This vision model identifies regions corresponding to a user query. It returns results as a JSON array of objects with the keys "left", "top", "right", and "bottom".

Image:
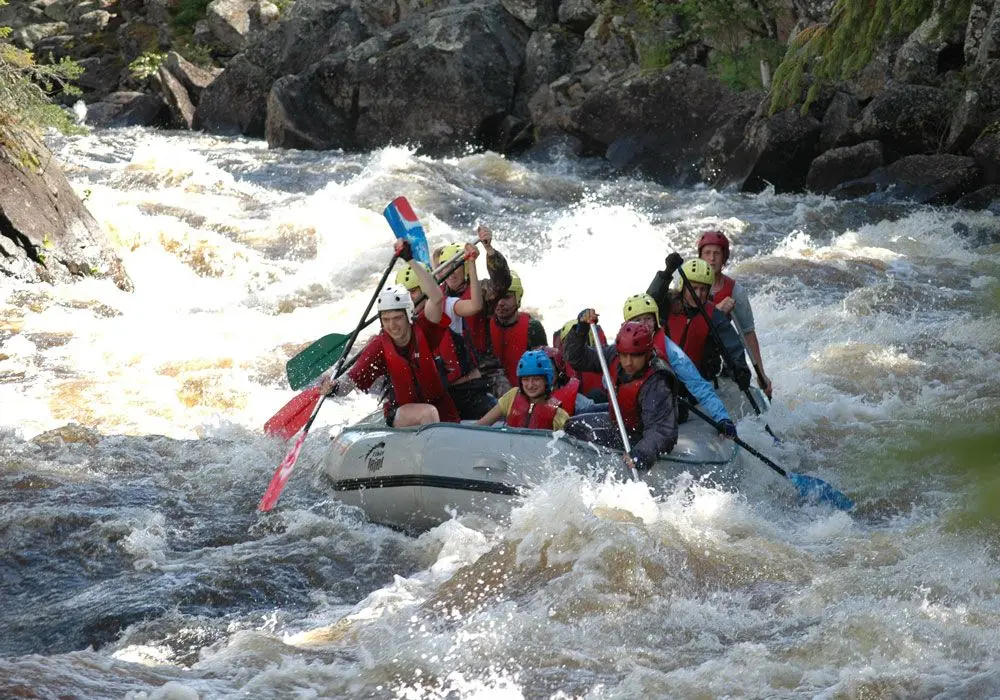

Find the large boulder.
[
  {"left": 854, "top": 84, "right": 952, "bottom": 161},
  {"left": 831, "top": 153, "right": 982, "bottom": 204},
  {"left": 568, "top": 63, "right": 760, "bottom": 186},
  {"left": 806, "top": 140, "right": 884, "bottom": 193},
  {"left": 195, "top": 0, "right": 372, "bottom": 136},
  {"left": 500, "top": 0, "right": 556, "bottom": 29},
  {"left": 714, "top": 106, "right": 822, "bottom": 193},
  {"left": 0, "top": 129, "right": 131, "bottom": 291},
  {"left": 819, "top": 90, "right": 861, "bottom": 151},
  {"left": 518, "top": 25, "right": 581, "bottom": 115},
  {"left": 266, "top": 2, "right": 529, "bottom": 154},
  {"left": 83, "top": 91, "right": 170, "bottom": 128},
  {"left": 970, "top": 126, "right": 1000, "bottom": 184}
]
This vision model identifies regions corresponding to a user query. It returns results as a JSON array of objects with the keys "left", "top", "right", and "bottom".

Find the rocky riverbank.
[{"left": 2, "top": 0, "right": 999, "bottom": 284}]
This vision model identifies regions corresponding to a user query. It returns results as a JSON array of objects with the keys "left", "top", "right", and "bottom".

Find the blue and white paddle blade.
[
  {"left": 789, "top": 473, "right": 854, "bottom": 511},
  {"left": 384, "top": 196, "right": 431, "bottom": 265}
]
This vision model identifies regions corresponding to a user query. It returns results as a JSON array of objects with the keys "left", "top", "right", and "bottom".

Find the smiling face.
[
  {"left": 520, "top": 375, "right": 547, "bottom": 399},
  {"left": 379, "top": 310, "right": 412, "bottom": 346},
  {"left": 700, "top": 244, "right": 726, "bottom": 276},
  {"left": 618, "top": 351, "right": 648, "bottom": 376}
]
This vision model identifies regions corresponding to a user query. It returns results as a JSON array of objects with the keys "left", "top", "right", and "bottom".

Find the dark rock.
[
  {"left": 845, "top": 51, "right": 892, "bottom": 101},
  {"left": 945, "top": 90, "right": 986, "bottom": 152},
  {"left": 571, "top": 63, "right": 762, "bottom": 187},
  {"left": 715, "top": 107, "right": 822, "bottom": 193},
  {"left": 855, "top": 84, "right": 952, "bottom": 161},
  {"left": 558, "top": 0, "right": 598, "bottom": 33},
  {"left": 519, "top": 25, "right": 581, "bottom": 115},
  {"left": 74, "top": 55, "right": 127, "bottom": 101},
  {"left": 0, "top": 129, "right": 132, "bottom": 291},
  {"left": 970, "top": 128, "right": 1000, "bottom": 184},
  {"left": 831, "top": 154, "right": 982, "bottom": 204},
  {"left": 155, "top": 65, "right": 196, "bottom": 129},
  {"left": 699, "top": 92, "right": 764, "bottom": 184},
  {"left": 164, "top": 52, "right": 220, "bottom": 105},
  {"left": 266, "top": 2, "right": 529, "bottom": 154},
  {"left": 806, "top": 140, "right": 884, "bottom": 193},
  {"left": 500, "top": 0, "right": 556, "bottom": 30},
  {"left": 196, "top": 0, "right": 371, "bottom": 136},
  {"left": 84, "top": 91, "right": 171, "bottom": 128},
  {"left": 819, "top": 90, "right": 861, "bottom": 151},
  {"left": 954, "top": 184, "right": 1000, "bottom": 211},
  {"left": 965, "top": 0, "right": 1000, "bottom": 67},
  {"left": 892, "top": 14, "right": 962, "bottom": 86}
]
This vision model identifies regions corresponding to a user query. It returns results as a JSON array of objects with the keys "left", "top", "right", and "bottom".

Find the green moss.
[{"left": 769, "top": 0, "right": 974, "bottom": 114}]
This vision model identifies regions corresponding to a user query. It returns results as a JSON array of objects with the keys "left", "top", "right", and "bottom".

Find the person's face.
[
  {"left": 521, "top": 375, "right": 546, "bottom": 399},
  {"left": 634, "top": 312, "right": 657, "bottom": 334},
  {"left": 683, "top": 282, "right": 710, "bottom": 307},
  {"left": 618, "top": 351, "right": 648, "bottom": 376},
  {"left": 445, "top": 265, "right": 465, "bottom": 291},
  {"left": 700, "top": 245, "right": 725, "bottom": 275},
  {"left": 407, "top": 288, "right": 425, "bottom": 312},
  {"left": 495, "top": 292, "right": 519, "bottom": 320},
  {"left": 380, "top": 310, "right": 411, "bottom": 345}
]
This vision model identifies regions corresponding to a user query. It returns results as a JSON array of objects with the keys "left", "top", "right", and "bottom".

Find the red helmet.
[
  {"left": 697, "top": 231, "right": 730, "bottom": 263},
  {"left": 542, "top": 346, "right": 567, "bottom": 377},
  {"left": 615, "top": 321, "right": 653, "bottom": 354}
]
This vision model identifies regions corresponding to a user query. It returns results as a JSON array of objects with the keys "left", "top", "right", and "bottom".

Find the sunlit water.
[{"left": 1, "top": 127, "right": 999, "bottom": 698}]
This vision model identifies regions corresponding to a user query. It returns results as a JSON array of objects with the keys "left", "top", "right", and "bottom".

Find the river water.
[{"left": 1, "top": 128, "right": 999, "bottom": 699}]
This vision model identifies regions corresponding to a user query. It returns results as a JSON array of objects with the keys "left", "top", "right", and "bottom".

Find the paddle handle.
[{"left": 589, "top": 323, "right": 638, "bottom": 481}]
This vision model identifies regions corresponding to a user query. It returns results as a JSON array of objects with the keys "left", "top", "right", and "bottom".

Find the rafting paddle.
[
  {"left": 670, "top": 253, "right": 781, "bottom": 443},
  {"left": 286, "top": 333, "right": 350, "bottom": 391},
  {"left": 588, "top": 322, "right": 640, "bottom": 482},
  {"left": 384, "top": 196, "right": 431, "bottom": 265},
  {"left": 683, "top": 401, "right": 853, "bottom": 510}
]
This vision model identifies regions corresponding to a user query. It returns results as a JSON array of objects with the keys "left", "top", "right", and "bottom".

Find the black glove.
[
  {"left": 665, "top": 252, "right": 683, "bottom": 275},
  {"left": 734, "top": 367, "right": 752, "bottom": 392},
  {"left": 396, "top": 240, "right": 413, "bottom": 262},
  {"left": 718, "top": 419, "right": 737, "bottom": 439},
  {"left": 628, "top": 450, "right": 652, "bottom": 473}
]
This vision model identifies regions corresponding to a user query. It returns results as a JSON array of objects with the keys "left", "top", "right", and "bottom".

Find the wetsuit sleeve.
[
  {"left": 646, "top": 270, "right": 672, "bottom": 320},
  {"left": 730, "top": 282, "right": 755, "bottom": 334},
  {"left": 527, "top": 318, "right": 547, "bottom": 349},
  {"left": 482, "top": 248, "right": 512, "bottom": 317},
  {"left": 347, "top": 335, "right": 386, "bottom": 392},
  {"left": 563, "top": 322, "right": 604, "bottom": 375},
  {"left": 665, "top": 337, "right": 731, "bottom": 423},
  {"left": 712, "top": 308, "right": 750, "bottom": 374},
  {"left": 631, "top": 373, "right": 678, "bottom": 467}
]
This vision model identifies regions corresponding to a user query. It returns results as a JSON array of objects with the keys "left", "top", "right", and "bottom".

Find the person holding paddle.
[
  {"left": 319, "top": 240, "right": 460, "bottom": 427},
  {"left": 697, "top": 231, "right": 773, "bottom": 398},
  {"left": 564, "top": 315, "right": 678, "bottom": 472}
]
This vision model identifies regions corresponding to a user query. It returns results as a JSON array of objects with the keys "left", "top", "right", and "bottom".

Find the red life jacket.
[
  {"left": 436, "top": 329, "right": 473, "bottom": 383},
  {"left": 443, "top": 282, "right": 489, "bottom": 355},
  {"left": 608, "top": 357, "right": 656, "bottom": 434},
  {"left": 490, "top": 312, "right": 530, "bottom": 387},
  {"left": 666, "top": 301, "right": 715, "bottom": 369},
  {"left": 552, "top": 377, "right": 580, "bottom": 417},
  {"left": 563, "top": 325, "right": 607, "bottom": 396},
  {"left": 711, "top": 274, "right": 736, "bottom": 305},
  {"left": 506, "top": 391, "right": 561, "bottom": 430},
  {"left": 652, "top": 327, "right": 668, "bottom": 361},
  {"left": 379, "top": 327, "right": 459, "bottom": 422}
]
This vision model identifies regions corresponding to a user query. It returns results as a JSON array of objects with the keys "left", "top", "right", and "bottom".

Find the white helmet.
[{"left": 377, "top": 284, "right": 414, "bottom": 315}]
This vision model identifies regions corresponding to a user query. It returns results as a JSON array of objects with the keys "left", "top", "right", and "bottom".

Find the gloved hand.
[
  {"left": 627, "top": 450, "right": 651, "bottom": 473},
  {"left": 734, "top": 367, "right": 752, "bottom": 392},
  {"left": 718, "top": 419, "right": 737, "bottom": 440},
  {"left": 394, "top": 239, "right": 413, "bottom": 262},
  {"left": 577, "top": 308, "right": 599, "bottom": 325},
  {"left": 665, "top": 252, "right": 684, "bottom": 275}
]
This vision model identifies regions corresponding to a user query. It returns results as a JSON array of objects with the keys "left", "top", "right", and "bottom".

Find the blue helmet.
[{"left": 516, "top": 350, "right": 554, "bottom": 388}]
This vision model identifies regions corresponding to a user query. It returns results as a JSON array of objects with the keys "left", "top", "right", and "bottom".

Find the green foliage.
[
  {"left": 0, "top": 3, "right": 85, "bottom": 151},
  {"left": 709, "top": 37, "right": 786, "bottom": 91},
  {"left": 769, "top": 0, "right": 974, "bottom": 114},
  {"left": 177, "top": 41, "right": 213, "bottom": 68},
  {"left": 129, "top": 51, "right": 166, "bottom": 80},
  {"left": 171, "top": 0, "right": 212, "bottom": 35}
]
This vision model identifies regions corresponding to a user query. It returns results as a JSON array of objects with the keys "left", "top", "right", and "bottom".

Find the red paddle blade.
[
  {"left": 264, "top": 387, "right": 322, "bottom": 440},
  {"left": 258, "top": 428, "right": 308, "bottom": 512}
]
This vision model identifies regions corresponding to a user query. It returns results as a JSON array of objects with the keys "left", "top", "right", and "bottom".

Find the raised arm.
[
  {"left": 412, "top": 258, "right": 444, "bottom": 324},
  {"left": 452, "top": 243, "right": 483, "bottom": 317}
]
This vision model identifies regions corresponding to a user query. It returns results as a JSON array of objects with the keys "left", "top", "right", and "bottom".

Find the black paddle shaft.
[{"left": 682, "top": 400, "right": 788, "bottom": 478}]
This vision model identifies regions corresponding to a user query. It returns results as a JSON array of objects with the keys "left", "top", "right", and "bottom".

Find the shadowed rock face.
[
  {"left": 0, "top": 130, "right": 132, "bottom": 292},
  {"left": 264, "top": 2, "right": 529, "bottom": 154}
]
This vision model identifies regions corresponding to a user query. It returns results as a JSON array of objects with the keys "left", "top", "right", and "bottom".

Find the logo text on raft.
[{"left": 365, "top": 442, "right": 386, "bottom": 472}]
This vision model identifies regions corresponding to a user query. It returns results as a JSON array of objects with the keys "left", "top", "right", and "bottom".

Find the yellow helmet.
[
  {"left": 680, "top": 259, "right": 715, "bottom": 286},
  {"left": 622, "top": 293, "right": 659, "bottom": 322},
  {"left": 439, "top": 243, "right": 464, "bottom": 264},
  {"left": 507, "top": 271, "right": 523, "bottom": 304},
  {"left": 559, "top": 319, "right": 575, "bottom": 341},
  {"left": 395, "top": 261, "right": 429, "bottom": 290}
]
